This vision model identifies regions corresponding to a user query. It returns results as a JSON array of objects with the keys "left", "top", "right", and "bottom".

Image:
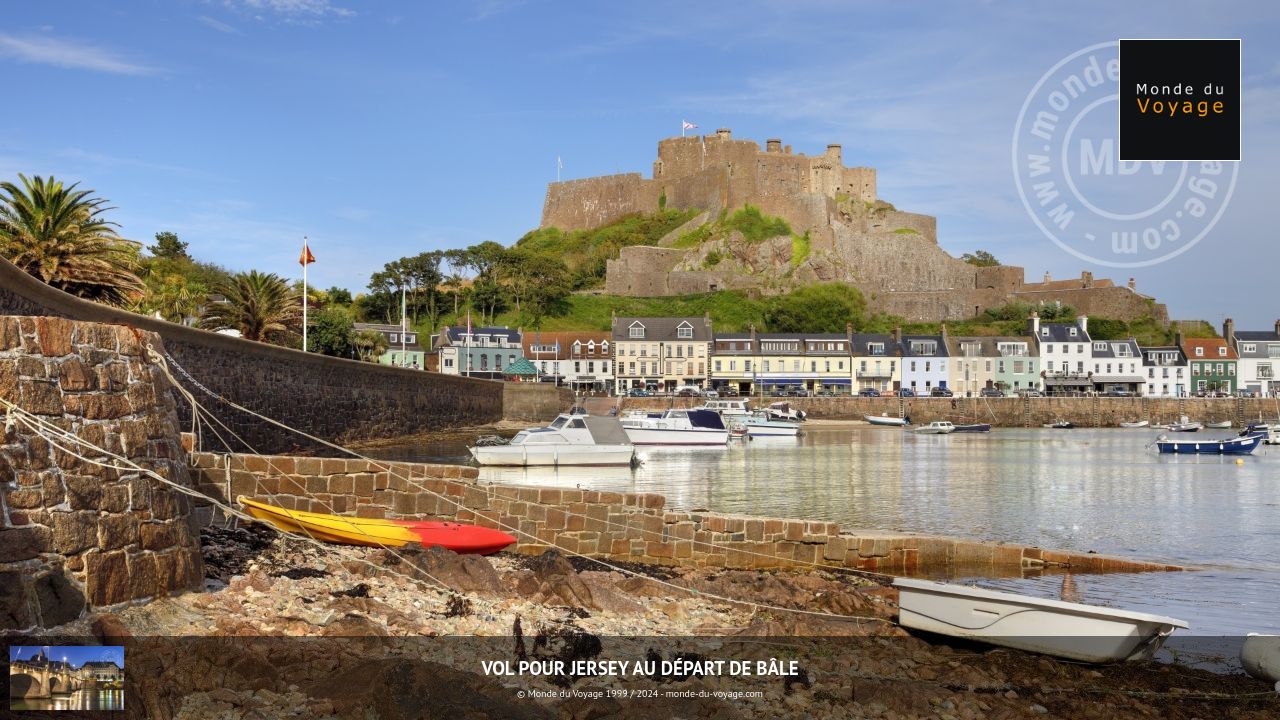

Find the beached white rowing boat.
[
  {"left": 893, "top": 578, "right": 1188, "bottom": 663},
  {"left": 1119, "top": 420, "right": 1149, "bottom": 428},
  {"left": 865, "top": 414, "right": 909, "bottom": 427}
]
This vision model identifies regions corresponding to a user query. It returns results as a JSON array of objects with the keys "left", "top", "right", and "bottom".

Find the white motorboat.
[
  {"left": 1163, "top": 415, "right": 1203, "bottom": 432},
  {"left": 1205, "top": 420, "right": 1232, "bottom": 429},
  {"left": 1118, "top": 420, "right": 1149, "bottom": 429},
  {"left": 741, "top": 409, "right": 801, "bottom": 437},
  {"left": 1240, "top": 423, "right": 1280, "bottom": 445},
  {"left": 697, "top": 398, "right": 752, "bottom": 417},
  {"left": 865, "top": 414, "right": 910, "bottom": 427},
  {"left": 912, "top": 421, "right": 955, "bottom": 434},
  {"left": 620, "top": 408, "right": 729, "bottom": 445},
  {"left": 893, "top": 578, "right": 1188, "bottom": 663},
  {"left": 470, "top": 413, "right": 634, "bottom": 466},
  {"left": 766, "top": 401, "right": 806, "bottom": 422}
]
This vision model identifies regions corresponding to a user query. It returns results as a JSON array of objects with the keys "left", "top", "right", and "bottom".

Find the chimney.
[
  {"left": 766, "top": 138, "right": 782, "bottom": 153},
  {"left": 893, "top": 326, "right": 902, "bottom": 344},
  {"left": 1175, "top": 331, "right": 1185, "bottom": 348},
  {"left": 1081, "top": 271, "right": 1093, "bottom": 287},
  {"left": 940, "top": 322, "right": 948, "bottom": 341},
  {"left": 1275, "top": 319, "right": 1280, "bottom": 337},
  {"left": 715, "top": 128, "right": 732, "bottom": 141},
  {"left": 749, "top": 323, "right": 758, "bottom": 343},
  {"left": 1128, "top": 277, "right": 1137, "bottom": 290},
  {"left": 1077, "top": 315, "right": 1088, "bottom": 335},
  {"left": 846, "top": 321, "right": 854, "bottom": 345},
  {"left": 1223, "top": 318, "right": 1235, "bottom": 345},
  {"left": 1043, "top": 271, "right": 1052, "bottom": 283},
  {"left": 1028, "top": 311, "right": 1040, "bottom": 337}
]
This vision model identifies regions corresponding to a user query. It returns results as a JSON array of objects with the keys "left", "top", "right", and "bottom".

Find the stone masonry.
[
  {"left": 0, "top": 317, "right": 204, "bottom": 632},
  {"left": 191, "top": 451, "right": 1178, "bottom": 578}
]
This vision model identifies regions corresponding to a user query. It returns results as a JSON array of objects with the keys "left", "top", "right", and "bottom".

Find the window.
[
  {"left": 629, "top": 323, "right": 645, "bottom": 338},
  {"left": 1242, "top": 343, "right": 1257, "bottom": 354},
  {"left": 574, "top": 361, "right": 581, "bottom": 373},
  {"left": 1047, "top": 361, "right": 1054, "bottom": 371},
  {"left": 1013, "top": 360, "right": 1024, "bottom": 374},
  {"left": 998, "top": 360, "right": 1006, "bottom": 373},
  {"left": 1078, "top": 344, "right": 1085, "bottom": 353},
  {"left": 1218, "top": 347, "right": 1226, "bottom": 356},
  {"left": 677, "top": 322, "right": 693, "bottom": 339},
  {"left": 1192, "top": 363, "right": 1200, "bottom": 374},
  {"left": 763, "top": 360, "right": 771, "bottom": 372},
  {"left": 868, "top": 342, "right": 885, "bottom": 355},
  {"left": 860, "top": 360, "right": 867, "bottom": 372},
  {"left": 744, "top": 360, "right": 752, "bottom": 372},
  {"left": 985, "top": 360, "right": 992, "bottom": 372},
  {"left": 390, "top": 333, "right": 398, "bottom": 343},
  {"left": 1114, "top": 344, "right": 1133, "bottom": 357},
  {"left": 629, "top": 362, "right": 635, "bottom": 374},
  {"left": 730, "top": 361, "right": 737, "bottom": 371},
  {"left": 1229, "top": 364, "right": 1236, "bottom": 375},
  {"left": 1069, "top": 328, "right": 1077, "bottom": 336},
  {"left": 911, "top": 361, "right": 917, "bottom": 372},
  {"left": 1260, "top": 363, "right": 1274, "bottom": 379},
  {"left": 1194, "top": 347, "right": 1204, "bottom": 357},
  {"left": 406, "top": 334, "right": 416, "bottom": 344},
  {"left": 1046, "top": 344, "right": 1053, "bottom": 353},
  {"left": 1041, "top": 328, "right": 1049, "bottom": 336},
  {"left": 961, "top": 342, "right": 982, "bottom": 356},
  {"left": 714, "top": 360, "right": 722, "bottom": 372},
  {"left": 444, "top": 358, "right": 453, "bottom": 368},
  {"left": 1094, "top": 342, "right": 1107, "bottom": 352},
  {"left": 910, "top": 341, "right": 937, "bottom": 355},
  {"left": 1270, "top": 344, "right": 1280, "bottom": 358}
]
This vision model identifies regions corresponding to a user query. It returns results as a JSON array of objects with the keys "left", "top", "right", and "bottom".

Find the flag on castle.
[
  {"left": 682, "top": 120, "right": 698, "bottom": 130},
  {"left": 299, "top": 242, "right": 315, "bottom": 266}
]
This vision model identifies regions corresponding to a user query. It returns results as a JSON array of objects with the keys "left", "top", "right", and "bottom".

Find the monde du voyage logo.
[{"left": 1013, "top": 40, "right": 1240, "bottom": 268}]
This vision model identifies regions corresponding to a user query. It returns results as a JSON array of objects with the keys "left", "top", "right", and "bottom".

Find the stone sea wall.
[
  {"left": 191, "top": 451, "right": 1178, "bottom": 577},
  {"left": 0, "top": 317, "right": 204, "bottom": 632},
  {"left": 0, "top": 258, "right": 566, "bottom": 454},
  {"left": 620, "top": 395, "right": 1277, "bottom": 427}
]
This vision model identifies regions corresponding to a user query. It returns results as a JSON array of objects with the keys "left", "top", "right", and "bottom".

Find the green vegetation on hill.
[
  {"left": 725, "top": 205, "right": 791, "bottom": 243},
  {"left": 513, "top": 209, "right": 697, "bottom": 289}
]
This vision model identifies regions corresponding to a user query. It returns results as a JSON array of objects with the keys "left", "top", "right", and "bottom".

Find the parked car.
[
  {"left": 815, "top": 389, "right": 833, "bottom": 397},
  {"left": 627, "top": 388, "right": 650, "bottom": 397},
  {"left": 979, "top": 388, "right": 1004, "bottom": 398},
  {"left": 720, "top": 387, "right": 739, "bottom": 397},
  {"left": 674, "top": 386, "right": 702, "bottom": 397},
  {"left": 784, "top": 388, "right": 807, "bottom": 397},
  {"left": 859, "top": 388, "right": 881, "bottom": 397},
  {"left": 894, "top": 388, "right": 915, "bottom": 398},
  {"left": 1101, "top": 389, "right": 1133, "bottom": 397},
  {"left": 1017, "top": 389, "right": 1044, "bottom": 397},
  {"left": 704, "top": 390, "right": 720, "bottom": 399},
  {"left": 929, "top": 387, "right": 954, "bottom": 397}
]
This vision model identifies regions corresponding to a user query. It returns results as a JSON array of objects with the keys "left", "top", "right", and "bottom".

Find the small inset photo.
[{"left": 9, "top": 645, "right": 125, "bottom": 712}]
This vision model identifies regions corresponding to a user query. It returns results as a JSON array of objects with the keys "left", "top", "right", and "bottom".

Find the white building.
[{"left": 1031, "top": 314, "right": 1094, "bottom": 395}]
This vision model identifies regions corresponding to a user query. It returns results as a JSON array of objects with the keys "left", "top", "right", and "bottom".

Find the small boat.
[
  {"left": 239, "top": 497, "right": 517, "bottom": 554},
  {"left": 741, "top": 409, "right": 802, "bottom": 437},
  {"left": 1154, "top": 431, "right": 1264, "bottom": 455},
  {"left": 470, "top": 412, "right": 634, "bottom": 466},
  {"left": 1241, "top": 423, "right": 1280, "bottom": 445},
  {"left": 893, "top": 578, "right": 1188, "bottom": 663},
  {"left": 766, "top": 401, "right": 806, "bottom": 422},
  {"left": 913, "top": 421, "right": 955, "bottom": 435},
  {"left": 1205, "top": 420, "right": 1232, "bottom": 429},
  {"left": 621, "top": 408, "right": 729, "bottom": 445},
  {"left": 1163, "top": 415, "right": 1203, "bottom": 432},
  {"left": 697, "top": 398, "right": 751, "bottom": 417},
  {"left": 1119, "top": 420, "right": 1149, "bottom": 429},
  {"left": 952, "top": 423, "right": 992, "bottom": 433},
  {"left": 864, "top": 414, "right": 909, "bottom": 427},
  {"left": 1043, "top": 420, "right": 1074, "bottom": 429},
  {"left": 1241, "top": 634, "right": 1280, "bottom": 684}
]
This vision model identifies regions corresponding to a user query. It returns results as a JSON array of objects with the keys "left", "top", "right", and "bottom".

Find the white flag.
[
  {"left": 557, "top": 156, "right": 563, "bottom": 169},
  {"left": 682, "top": 120, "right": 698, "bottom": 130}
]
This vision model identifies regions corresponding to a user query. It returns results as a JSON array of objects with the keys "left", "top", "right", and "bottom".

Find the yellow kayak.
[{"left": 237, "top": 496, "right": 517, "bottom": 554}]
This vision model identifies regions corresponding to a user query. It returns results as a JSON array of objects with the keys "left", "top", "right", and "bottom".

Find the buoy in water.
[{"left": 1236, "top": 458, "right": 1245, "bottom": 465}]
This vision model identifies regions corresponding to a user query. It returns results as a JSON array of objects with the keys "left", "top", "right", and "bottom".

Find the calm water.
[
  {"left": 10, "top": 689, "right": 125, "bottom": 710},
  {"left": 370, "top": 427, "right": 1280, "bottom": 637}
]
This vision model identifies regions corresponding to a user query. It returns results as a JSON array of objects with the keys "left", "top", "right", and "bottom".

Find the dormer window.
[
  {"left": 1069, "top": 328, "right": 1078, "bottom": 336},
  {"left": 676, "top": 321, "right": 693, "bottom": 339},
  {"left": 629, "top": 322, "right": 646, "bottom": 338},
  {"left": 1218, "top": 347, "right": 1226, "bottom": 356},
  {"left": 601, "top": 341, "right": 609, "bottom": 352},
  {"left": 1041, "top": 328, "right": 1049, "bottom": 336},
  {"left": 1093, "top": 342, "right": 1107, "bottom": 352},
  {"left": 867, "top": 342, "right": 884, "bottom": 355},
  {"left": 1195, "top": 347, "right": 1203, "bottom": 357}
]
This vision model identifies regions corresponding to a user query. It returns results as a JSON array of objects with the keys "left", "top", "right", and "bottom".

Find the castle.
[{"left": 541, "top": 129, "right": 1167, "bottom": 323}]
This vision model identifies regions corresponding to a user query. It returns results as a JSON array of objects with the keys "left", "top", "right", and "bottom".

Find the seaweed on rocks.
[
  {"left": 331, "top": 583, "right": 371, "bottom": 598},
  {"left": 272, "top": 567, "right": 330, "bottom": 580},
  {"left": 200, "top": 523, "right": 277, "bottom": 582}
]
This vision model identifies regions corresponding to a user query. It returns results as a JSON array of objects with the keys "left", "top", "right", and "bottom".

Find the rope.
[{"left": 150, "top": 345, "right": 892, "bottom": 624}]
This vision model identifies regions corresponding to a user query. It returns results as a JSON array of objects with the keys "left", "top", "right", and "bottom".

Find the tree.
[
  {"left": 504, "top": 249, "right": 570, "bottom": 323},
  {"left": 461, "top": 240, "right": 507, "bottom": 281},
  {"left": 400, "top": 250, "right": 444, "bottom": 329},
  {"left": 308, "top": 305, "right": 357, "bottom": 357},
  {"left": 148, "top": 231, "right": 190, "bottom": 261},
  {"left": 325, "top": 286, "right": 353, "bottom": 305},
  {"left": 0, "top": 174, "right": 144, "bottom": 305},
  {"left": 353, "top": 329, "right": 389, "bottom": 362},
  {"left": 961, "top": 250, "right": 1000, "bottom": 267},
  {"left": 140, "top": 273, "right": 205, "bottom": 323},
  {"left": 200, "top": 270, "right": 301, "bottom": 343},
  {"left": 764, "top": 283, "right": 867, "bottom": 333},
  {"left": 470, "top": 278, "right": 505, "bottom": 324}
]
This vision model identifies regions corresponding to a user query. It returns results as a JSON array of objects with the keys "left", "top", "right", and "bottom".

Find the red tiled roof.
[{"left": 1180, "top": 337, "right": 1238, "bottom": 360}]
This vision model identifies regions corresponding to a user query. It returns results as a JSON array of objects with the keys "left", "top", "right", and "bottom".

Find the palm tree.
[
  {"left": 200, "top": 270, "right": 301, "bottom": 342},
  {"left": 443, "top": 272, "right": 466, "bottom": 315},
  {"left": 353, "top": 329, "right": 389, "bottom": 362},
  {"left": 0, "top": 174, "right": 144, "bottom": 305}
]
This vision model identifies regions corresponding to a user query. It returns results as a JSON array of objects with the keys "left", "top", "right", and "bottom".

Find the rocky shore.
[{"left": 19, "top": 524, "right": 1275, "bottom": 720}]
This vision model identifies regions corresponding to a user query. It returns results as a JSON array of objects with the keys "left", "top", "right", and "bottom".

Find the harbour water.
[
  {"left": 370, "top": 426, "right": 1280, "bottom": 638},
  {"left": 10, "top": 689, "right": 125, "bottom": 710}
]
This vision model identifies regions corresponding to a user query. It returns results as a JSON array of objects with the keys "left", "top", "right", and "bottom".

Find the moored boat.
[
  {"left": 470, "top": 412, "right": 634, "bottom": 466},
  {"left": 766, "top": 401, "right": 806, "bottom": 422},
  {"left": 893, "top": 578, "right": 1188, "bottom": 663},
  {"left": 1119, "top": 420, "right": 1149, "bottom": 428},
  {"left": 697, "top": 398, "right": 752, "bottom": 417},
  {"left": 1154, "top": 431, "right": 1264, "bottom": 455},
  {"left": 912, "top": 421, "right": 955, "bottom": 434},
  {"left": 239, "top": 497, "right": 517, "bottom": 553},
  {"left": 952, "top": 423, "right": 992, "bottom": 433},
  {"left": 1240, "top": 423, "right": 1280, "bottom": 445},
  {"left": 865, "top": 414, "right": 910, "bottom": 427},
  {"left": 1043, "top": 420, "right": 1074, "bottom": 429},
  {"left": 621, "top": 408, "right": 729, "bottom": 445},
  {"left": 741, "top": 409, "right": 802, "bottom": 437},
  {"left": 1205, "top": 420, "right": 1232, "bottom": 429},
  {"left": 1163, "top": 415, "right": 1203, "bottom": 432}
]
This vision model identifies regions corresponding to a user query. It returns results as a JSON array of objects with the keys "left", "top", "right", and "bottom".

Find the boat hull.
[
  {"left": 1155, "top": 434, "right": 1262, "bottom": 454},
  {"left": 470, "top": 444, "right": 635, "bottom": 466},
  {"left": 239, "top": 497, "right": 516, "bottom": 553},
  {"left": 893, "top": 578, "right": 1187, "bottom": 663},
  {"left": 952, "top": 424, "right": 991, "bottom": 433},
  {"left": 1119, "top": 421, "right": 1149, "bottom": 428},
  {"left": 865, "top": 415, "right": 909, "bottom": 427},
  {"left": 622, "top": 427, "right": 728, "bottom": 445}
]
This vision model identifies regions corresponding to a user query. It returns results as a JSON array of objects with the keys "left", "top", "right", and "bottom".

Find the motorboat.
[
  {"left": 1163, "top": 415, "right": 1202, "bottom": 432},
  {"left": 470, "top": 412, "right": 635, "bottom": 466},
  {"left": 1205, "top": 420, "right": 1232, "bottom": 429},
  {"left": 1154, "top": 430, "right": 1264, "bottom": 455},
  {"left": 912, "top": 421, "right": 954, "bottom": 434},
  {"left": 239, "top": 497, "right": 516, "bottom": 553},
  {"left": 620, "top": 408, "right": 729, "bottom": 445},
  {"left": 1043, "top": 420, "right": 1074, "bottom": 429},
  {"left": 741, "top": 409, "right": 802, "bottom": 437},
  {"left": 697, "top": 398, "right": 752, "bottom": 417},
  {"left": 865, "top": 414, "right": 910, "bottom": 427},
  {"left": 1240, "top": 423, "right": 1280, "bottom": 445},
  {"left": 952, "top": 423, "right": 992, "bottom": 433},
  {"left": 1119, "top": 420, "right": 1149, "bottom": 428},
  {"left": 893, "top": 578, "right": 1188, "bottom": 663},
  {"left": 766, "top": 401, "right": 806, "bottom": 422}
]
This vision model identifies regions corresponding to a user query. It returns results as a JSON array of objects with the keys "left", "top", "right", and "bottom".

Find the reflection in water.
[
  {"left": 11, "top": 689, "right": 124, "bottom": 710},
  {"left": 369, "top": 427, "right": 1280, "bottom": 636}
]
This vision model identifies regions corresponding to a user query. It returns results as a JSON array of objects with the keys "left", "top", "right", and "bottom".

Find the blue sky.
[
  {"left": 2, "top": 1, "right": 1277, "bottom": 326},
  {"left": 10, "top": 645, "right": 124, "bottom": 668}
]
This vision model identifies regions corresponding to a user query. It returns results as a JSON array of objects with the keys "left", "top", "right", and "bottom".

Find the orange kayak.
[{"left": 238, "top": 496, "right": 517, "bottom": 554}]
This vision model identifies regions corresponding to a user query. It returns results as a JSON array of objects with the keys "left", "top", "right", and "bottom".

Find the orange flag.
[{"left": 299, "top": 242, "right": 316, "bottom": 266}]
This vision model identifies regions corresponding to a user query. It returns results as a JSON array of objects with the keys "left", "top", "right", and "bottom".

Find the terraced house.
[
  {"left": 611, "top": 313, "right": 713, "bottom": 393},
  {"left": 432, "top": 325, "right": 524, "bottom": 380},
  {"left": 1031, "top": 314, "right": 1093, "bottom": 396},
  {"left": 851, "top": 334, "right": 900, "bottom": 393},
  {"left": 1088, "top": 337, "right": 1144, "bottom": 395},
  {"left": 1181, "top": 335, "right": 1237, "bottom": 395},
  {"left": 1224, "top": 318, "right": 1280, "bottom": 397},
  {"left": 946, "top": 335, "right": 1040, "bottom": 396},
  {"left": 522, "top": 331, "right": 613, "bottom": 392},
  {"left": 709, "top": 326, "right": 854, "bottom": 395},
  {"left": 898, "top": 329, "right": 950, "bottom": 394},
  {"left": 1142, "top": 336, "right": 1190, "bottom": 398}
]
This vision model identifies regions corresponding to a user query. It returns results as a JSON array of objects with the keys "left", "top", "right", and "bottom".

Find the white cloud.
[
  {"left": 0, "top": 33, "right": 158, "bottom": 76},
  {"left": 196, "top": 15, "right": 241, "bottom": 34},
  {"left": 223, "top": 0, "right": 355, "bottom": 22}
]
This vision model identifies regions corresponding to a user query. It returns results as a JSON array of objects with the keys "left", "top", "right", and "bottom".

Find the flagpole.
[
  {"left": 400, "top": 283, "right": 407, "bottom": 367},
  {"left": 556, "top": 156, "right": 561, "bottom": 183},
  {"left": 301, "top": 236, "right": 308, "bottom": 353}
]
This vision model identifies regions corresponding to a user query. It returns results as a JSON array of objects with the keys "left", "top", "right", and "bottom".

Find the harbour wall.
[
  {"left": 618, "top": 396, "right": 1279, "bottom": 427},
  {"left": 190, "top": 451, "right": 1181, "bottom": 578},
  {"left": 0, "top": 260, "right": 567, "bottom": 455}
]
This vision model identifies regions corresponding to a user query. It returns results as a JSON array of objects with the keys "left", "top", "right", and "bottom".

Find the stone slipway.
[{"left": 191, "top": 452, "right": 1182, "bottom": 578}]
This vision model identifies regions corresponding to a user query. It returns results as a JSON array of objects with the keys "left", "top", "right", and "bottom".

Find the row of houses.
[{"left": 353, "top": 314, "right": 1280, "bottom": 398}]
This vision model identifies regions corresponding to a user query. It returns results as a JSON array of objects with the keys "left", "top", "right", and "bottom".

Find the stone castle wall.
[
  {"left": 0, "top": 258, "right": 569, "bottom": 455},
  {"left": 191, "top": 451, "right": 1177, "bottom": 577},
  {"left": 1, "top": 317, "right": 204, "bottom": 632}
]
